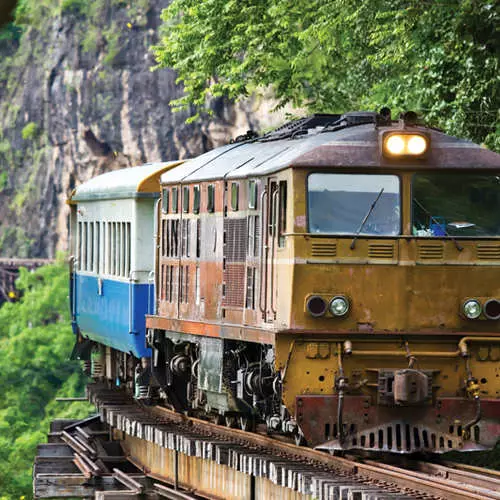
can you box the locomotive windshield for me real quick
[412,173,500,237]
[308,174,400,235]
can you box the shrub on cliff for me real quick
[0,257,92,498]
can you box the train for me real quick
[68,110,500,454]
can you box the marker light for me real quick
[462,299,482,319]
[306,296,327,317]
[382,133,429,157]
[484,299,500,320]
[329,296,350,317]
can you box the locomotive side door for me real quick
[260,179,279,323]
[260,177,287,324]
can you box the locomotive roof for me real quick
[70,161,182,202]
[160,117,500,185]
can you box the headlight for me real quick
[382,133,429,157]
[407,135,427,155]
[306,295,327,317]
[385,135,405,155]
[329,296,350,317]
[462,299,482,319]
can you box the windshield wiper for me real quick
[350,188,384,250]
[413,198,463,252]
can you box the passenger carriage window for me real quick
[183,186,190,213]
[193,186,200,214]
[106,223,111,275]
[117,222,122,276]
[88,222,93,272]
[207,184,215,213]
[307,174,401,236]
[78,221,83,271]
[172,187,179,213]
[231,182,239,211]
[249,180,258,209]
[162,188,169,214]
[95,221,100,274]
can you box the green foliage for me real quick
[0,172,8,192]
[0,23,22,43]
[153,0,499,149]
[60,0,86,14]
[21,122,38,141]
[0,258,92,498]
[102,23,121,66]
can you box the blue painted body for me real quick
[74,274,152,358]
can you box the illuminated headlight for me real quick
[329,296,350,317]
[462,299,482,319]
[382,133,429,157]
[385,135,405,155]
[407,135,427,155]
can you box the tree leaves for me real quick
[153,0,499,149]
[0,257,92,498]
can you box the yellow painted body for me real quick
[269,168,500,447]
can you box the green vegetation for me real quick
[153,0,499,150]
[21,121,38,141]
[0,258,92,498]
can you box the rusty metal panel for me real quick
[223,264,246,308]
[296,395,500,452]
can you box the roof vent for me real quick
[259,113,341,142]
[340,111,378,126]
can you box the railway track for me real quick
[34,383,500,499]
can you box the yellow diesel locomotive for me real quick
[71,111,500,454]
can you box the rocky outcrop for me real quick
[0,0,285,258]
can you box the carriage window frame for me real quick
[162,188,169,214]
[172,187,179,213]
[207,184,215,213]
[183,186,190,213]
[193,185,200,214]
[249,180,258,209]
[231,182,239,211]
[306,172,402,236]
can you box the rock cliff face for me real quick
[0,0,283,258]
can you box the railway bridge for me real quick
[0,258,53,305]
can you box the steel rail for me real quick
[150,404,498,500]
[410,460,500,493]
[88,384,500,500]
[363,459,500,500]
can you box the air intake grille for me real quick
[311,242,337,257]
[418,243,444,260]
[477,244,500,261]
[368,243,394,259]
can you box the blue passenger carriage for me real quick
[68,163,180,362]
